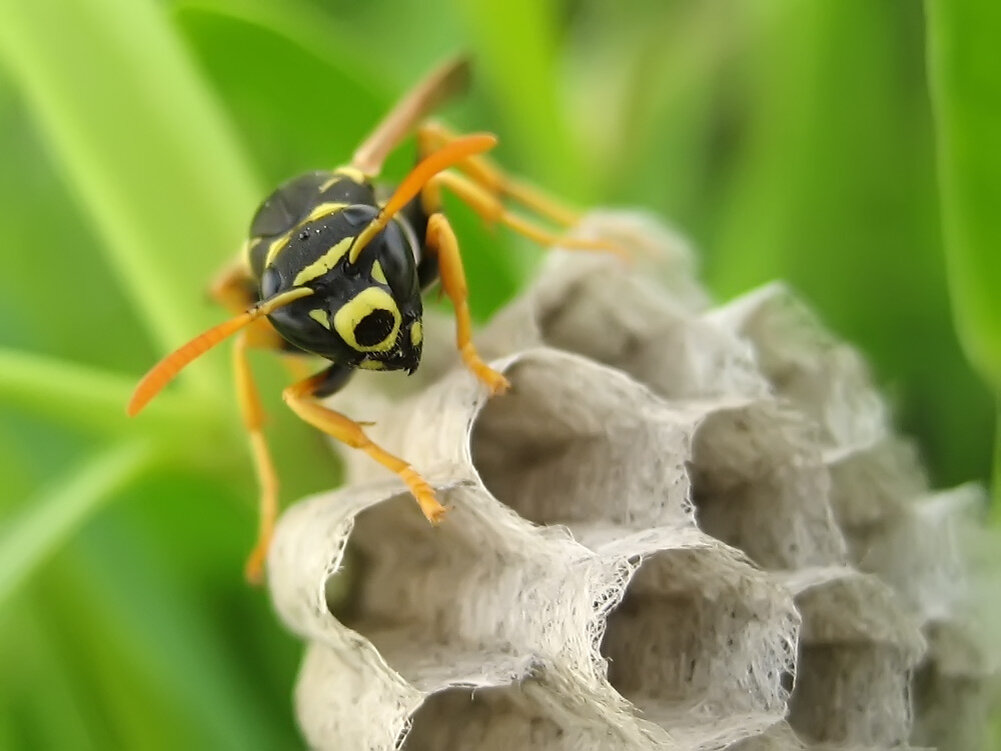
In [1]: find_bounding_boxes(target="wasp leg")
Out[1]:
[424,212,510,395]
[234,329,282,585]
[418,122,579,227]
[208,257,259,314]
[283,369,447,524]
[210,255,301,356]
[425,171,625,258]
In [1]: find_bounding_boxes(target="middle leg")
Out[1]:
[424,170,626,258]
[418,121,580,227]
[234,328,282,585]
[424,211,510,395]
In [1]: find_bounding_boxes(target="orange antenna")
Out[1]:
[348,133,498,265]
[127,287,313,416]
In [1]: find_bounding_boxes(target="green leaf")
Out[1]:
[53,514,300,749]
[0,0,262,399]
[0,73,158,375]
[925,0,1001,391]
[0,441,154,604]
[173,3,386,184]
[706,0,993,487]
[452,0,583,195]
[925,1,1001,506]
[0,605,105,749]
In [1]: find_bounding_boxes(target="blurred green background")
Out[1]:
[0,1,997,748]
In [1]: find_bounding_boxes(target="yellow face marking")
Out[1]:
[410,321,423,347]
[371,260,388,285]
[358,359,387,370]
[292,237,354,286]
[333,287,401,353]
[308,309,330,329]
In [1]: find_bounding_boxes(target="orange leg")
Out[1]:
[418,122,580,227]
[424,212,510,395]
[283,371,447,524]
[211,262,293,583]
[233,330,282,585]
[208,258,257,314]
[425,170,625,259]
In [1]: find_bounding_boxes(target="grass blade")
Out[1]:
[925,1,1001,391]
[925,1,1001,507]
[453,0,581,194]
[0,349,207,439]
[0,0,262,399]
[0,442,155,603]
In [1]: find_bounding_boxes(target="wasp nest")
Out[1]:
[267,212,997,750]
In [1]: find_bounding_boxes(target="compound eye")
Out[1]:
[332,287,401,352]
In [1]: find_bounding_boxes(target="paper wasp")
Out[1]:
[128,58,610,582]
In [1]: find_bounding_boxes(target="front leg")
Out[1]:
[283,367,447,524]
[424,213,510,395]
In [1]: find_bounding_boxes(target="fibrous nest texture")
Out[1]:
[267,212,997,750]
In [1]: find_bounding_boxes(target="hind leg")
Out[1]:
[418,122,579,226]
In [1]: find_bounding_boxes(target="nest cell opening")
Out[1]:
[334,493,482,630]
[403,685,570,751]
[788,644,915,747]
[688,405,846,570]
[470,356,691,529]
[599,549,797,744]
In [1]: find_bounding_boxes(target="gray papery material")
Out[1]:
[268,211,995,750]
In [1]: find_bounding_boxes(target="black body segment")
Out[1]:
[310,362,355,399]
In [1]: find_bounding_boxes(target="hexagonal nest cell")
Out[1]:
[267,212,997,750]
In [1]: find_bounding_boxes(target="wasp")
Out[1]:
[128,58,612,583]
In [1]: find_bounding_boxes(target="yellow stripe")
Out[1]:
[293,237,354,286]
[264,234,291,268]
[337,166,367,183]
[410,321,423,347]
[264,202,348,268]
[371,261,387,284]
[300,201,348,225]
[320,168,367,192]
[358,359,386,370]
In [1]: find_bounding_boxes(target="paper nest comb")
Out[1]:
[267,211,997,750]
